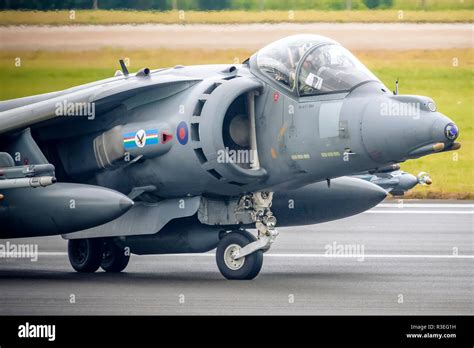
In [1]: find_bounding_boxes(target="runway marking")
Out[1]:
[264,254,474,259]
[37,252,68,256]
[366,210,473,214]
[36,252,474,259]
[378,203,474,208]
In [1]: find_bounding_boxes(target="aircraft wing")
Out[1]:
[0,72,201,135]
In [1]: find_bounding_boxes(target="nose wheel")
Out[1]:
[216,230,263,280]
[216,191,279,280]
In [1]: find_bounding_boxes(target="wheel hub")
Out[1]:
[224,244,245,270]
[74,240,87,264]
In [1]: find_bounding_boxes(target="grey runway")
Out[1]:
[0,200,472,315]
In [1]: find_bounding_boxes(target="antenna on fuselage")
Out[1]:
[119,59,129,77]
[393,78,399,95]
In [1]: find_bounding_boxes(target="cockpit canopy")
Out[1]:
[256,34,380,96]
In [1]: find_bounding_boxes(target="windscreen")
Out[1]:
[298,44,379,96]
[256,35,321,91]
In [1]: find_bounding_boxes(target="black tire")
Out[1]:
[216,230,263,280]
[101,239,130,273]
[68,238,103,273]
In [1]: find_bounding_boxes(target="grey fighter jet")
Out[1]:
[0,35,460,279]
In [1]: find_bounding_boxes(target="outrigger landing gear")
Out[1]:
[215,192,278,280]
[68,238,130,273]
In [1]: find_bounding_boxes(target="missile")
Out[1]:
[0,163,55,179]
[0,176,56,189]
[0,183,134,238]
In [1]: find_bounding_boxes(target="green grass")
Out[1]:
[0,48,472,198]
[0,9,472,25]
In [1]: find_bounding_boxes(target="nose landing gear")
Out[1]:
[216,230,263,280]
[215,192,278,280]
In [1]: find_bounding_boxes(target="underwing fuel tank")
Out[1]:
[0,183,134,238]
[118,216,223,255]
[271,177,387,227]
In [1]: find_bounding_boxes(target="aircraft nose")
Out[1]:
[360,95,460,163]
[406,116,460,157]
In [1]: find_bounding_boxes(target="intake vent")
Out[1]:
[193,148,207,164]
[203,82,221,95]
[191,123,200,141]
[207,169,222,180]
[193,99,206,117]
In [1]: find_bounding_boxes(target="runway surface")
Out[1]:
[0,200,472,315]
[0,23,472,51]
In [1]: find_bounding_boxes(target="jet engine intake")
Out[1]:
[190,76,267,187]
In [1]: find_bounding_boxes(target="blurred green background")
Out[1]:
[1,0,473,11]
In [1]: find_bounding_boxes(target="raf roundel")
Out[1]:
[176,121,189,145]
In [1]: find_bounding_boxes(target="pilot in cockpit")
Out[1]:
[256,35,379,97]
[299,50,323,95]
[299,44,370,96]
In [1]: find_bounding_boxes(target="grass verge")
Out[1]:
[0,10,472,25]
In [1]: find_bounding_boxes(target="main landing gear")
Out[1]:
[68,191,278,280]
[68,238,130,273]
[215,191,278,280]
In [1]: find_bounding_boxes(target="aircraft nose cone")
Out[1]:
[430,115,459,142]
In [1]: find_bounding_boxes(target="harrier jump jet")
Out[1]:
[0,35,460,279]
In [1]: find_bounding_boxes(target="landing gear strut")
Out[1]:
[68,238,130,273]
[215,191,278,280]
